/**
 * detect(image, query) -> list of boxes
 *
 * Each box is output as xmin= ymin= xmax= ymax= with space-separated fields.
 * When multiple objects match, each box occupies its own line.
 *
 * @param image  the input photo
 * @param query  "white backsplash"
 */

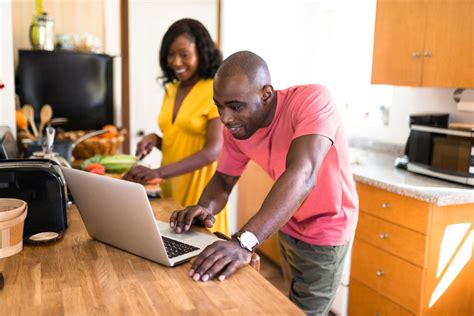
xmin=345 ymin=87 xmax=474 ymax=145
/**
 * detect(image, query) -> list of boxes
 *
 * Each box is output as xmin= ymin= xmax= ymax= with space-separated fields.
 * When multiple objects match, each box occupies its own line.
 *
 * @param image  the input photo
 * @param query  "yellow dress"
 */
xmin=158 ymin=79 xmax=229 ymax=235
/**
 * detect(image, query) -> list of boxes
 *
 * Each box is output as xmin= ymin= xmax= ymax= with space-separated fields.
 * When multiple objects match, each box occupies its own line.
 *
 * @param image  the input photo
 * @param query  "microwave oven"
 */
xmin=406 ymin=124 xmax=474 ymax=186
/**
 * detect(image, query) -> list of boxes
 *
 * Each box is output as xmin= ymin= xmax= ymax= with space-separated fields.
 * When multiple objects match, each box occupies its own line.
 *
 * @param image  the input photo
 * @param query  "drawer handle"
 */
xmin=375 ymin=312 xmax=381 ymax=316
xmin=379 ymin=232 xmax=389 ymax=239
xmin=381 ymin=202 xmax=391 ymax=208
xmin=376 ymin=270 xmax=385 ymax=276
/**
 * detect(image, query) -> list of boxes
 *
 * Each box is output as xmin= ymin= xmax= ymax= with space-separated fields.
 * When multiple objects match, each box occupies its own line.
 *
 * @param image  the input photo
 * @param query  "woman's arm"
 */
xmin=155 ymin=117 xmax=223 ymax=179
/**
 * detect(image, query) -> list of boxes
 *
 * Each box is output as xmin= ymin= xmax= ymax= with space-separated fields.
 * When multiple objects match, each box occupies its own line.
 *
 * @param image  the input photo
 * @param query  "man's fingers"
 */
xmin=183 ymin=208 xmax=204 ymax=231
xmin=191 ymin=250 xmax=224 ymax=281
xmin=200 ymin=256 xmax=232 ymax=281
xmin=175 ymin=209 xmax=189 ymax=233
xmin=218 ymin=261 xmax=241 ymax=281
xmin=190 ymin=242 xmax=220 ymax=274
xmin=203 ymin=214 xmax=215 ymax=228
xmin=169 ymin=211 xmax=179 ymax=228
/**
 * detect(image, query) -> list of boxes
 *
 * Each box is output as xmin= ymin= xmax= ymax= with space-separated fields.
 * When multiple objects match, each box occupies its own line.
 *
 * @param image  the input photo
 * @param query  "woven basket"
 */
xmin=56 ymin=130 xmax=126 ymax=159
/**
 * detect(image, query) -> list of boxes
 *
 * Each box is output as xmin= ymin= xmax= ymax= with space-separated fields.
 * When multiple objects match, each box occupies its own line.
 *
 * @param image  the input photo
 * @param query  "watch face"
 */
xmin=240 ymin=231 xmax=258 ymax=250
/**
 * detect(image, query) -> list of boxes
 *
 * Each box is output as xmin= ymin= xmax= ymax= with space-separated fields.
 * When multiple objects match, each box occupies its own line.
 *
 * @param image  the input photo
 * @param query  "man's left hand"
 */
xmin=189 ymin=239 xmax=252 ymax=281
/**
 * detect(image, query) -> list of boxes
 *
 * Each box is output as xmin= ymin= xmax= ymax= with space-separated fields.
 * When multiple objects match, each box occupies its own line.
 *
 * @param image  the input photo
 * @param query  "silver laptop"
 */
xmin=61 ymin=167 xmax=220 ymax=266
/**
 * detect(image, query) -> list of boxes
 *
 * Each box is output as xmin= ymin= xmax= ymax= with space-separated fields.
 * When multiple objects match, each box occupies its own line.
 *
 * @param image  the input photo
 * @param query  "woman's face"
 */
xmin=167 ymin=34 xmax=199 ymax=84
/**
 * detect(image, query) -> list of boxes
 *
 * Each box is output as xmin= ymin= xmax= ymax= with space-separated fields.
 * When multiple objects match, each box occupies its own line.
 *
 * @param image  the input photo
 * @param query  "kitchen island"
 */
xmin=0 ymin=198 xmax=302 ymax=315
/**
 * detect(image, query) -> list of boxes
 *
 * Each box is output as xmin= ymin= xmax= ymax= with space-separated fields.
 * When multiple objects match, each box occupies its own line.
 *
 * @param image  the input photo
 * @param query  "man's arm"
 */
xmin=240 ymin=134 xmax=331 ymax=242
xmin=189 ymin=134 xmax=332 ymax=281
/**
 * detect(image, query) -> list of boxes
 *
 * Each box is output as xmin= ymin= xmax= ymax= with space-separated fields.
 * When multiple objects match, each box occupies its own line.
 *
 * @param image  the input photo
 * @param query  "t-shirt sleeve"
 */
xmin=217 ymin=130 xmax=250 ymax=177
xmin=199 ymin=80 xmax=219 ymax=120
xmin=207 ymin=102 xmax=220 ymax=120
xmin=291 ymin=85 xmax=339 ymax=143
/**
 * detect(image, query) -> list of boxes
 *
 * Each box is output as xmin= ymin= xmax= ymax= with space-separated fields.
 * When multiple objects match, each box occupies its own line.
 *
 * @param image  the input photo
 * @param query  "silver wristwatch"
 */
xmin=234 ymin=231 xmax=259 ymax=252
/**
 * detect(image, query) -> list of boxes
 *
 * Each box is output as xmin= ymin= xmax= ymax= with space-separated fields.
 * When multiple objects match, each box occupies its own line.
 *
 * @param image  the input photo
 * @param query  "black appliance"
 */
xmin=0 ymin=159 xmax=69 ymax=242
xmin=16 ymin=49 xmax=114 ymax=131
xmin=402 ymin=114 xmax=474 ymax=186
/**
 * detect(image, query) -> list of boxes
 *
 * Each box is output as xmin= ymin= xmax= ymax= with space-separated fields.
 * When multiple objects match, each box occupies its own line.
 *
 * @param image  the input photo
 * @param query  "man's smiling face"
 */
xmin=213 ymin=73 xmax=269 ymax=140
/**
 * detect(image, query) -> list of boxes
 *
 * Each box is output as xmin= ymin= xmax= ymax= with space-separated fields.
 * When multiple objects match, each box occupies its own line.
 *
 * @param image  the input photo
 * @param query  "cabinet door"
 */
xmin=349 ymin=279 xmax=414 ymax=316
xmin=237 ymin=161 xmax=281 ymax=265
xmin=422 ymin=0 xmax=473 ymax=88
xmin=371 ymin=0 xmax=427 ymax=86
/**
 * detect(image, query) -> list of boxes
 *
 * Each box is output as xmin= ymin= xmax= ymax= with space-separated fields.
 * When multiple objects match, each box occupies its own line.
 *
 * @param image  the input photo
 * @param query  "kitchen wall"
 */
xmin=221 ymin=0 xmax=473 ymax=146
xmin=0 ymin=0 xmax=16 ymax=133
xmin=347 ymin=87 xmax=474 ymax=145
xmin=11 ymin=0 xmax=106 ymax=66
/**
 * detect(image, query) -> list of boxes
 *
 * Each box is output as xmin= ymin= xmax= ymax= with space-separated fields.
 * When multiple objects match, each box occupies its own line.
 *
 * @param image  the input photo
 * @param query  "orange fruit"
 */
xmin=16 ymin=110 xmax=28 ymax=130
xmin=101 ymin=124 xmax=118 ymax=139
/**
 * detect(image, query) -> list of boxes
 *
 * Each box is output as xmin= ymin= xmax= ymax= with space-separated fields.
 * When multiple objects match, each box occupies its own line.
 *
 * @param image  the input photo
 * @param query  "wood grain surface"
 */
xmin=0 ymin=198 xmax=302 ymax=315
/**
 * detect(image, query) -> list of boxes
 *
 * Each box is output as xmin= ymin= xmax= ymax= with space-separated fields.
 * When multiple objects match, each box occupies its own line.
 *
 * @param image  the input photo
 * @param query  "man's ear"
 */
xmin=262 ymin=85 xmax=274 ymax=102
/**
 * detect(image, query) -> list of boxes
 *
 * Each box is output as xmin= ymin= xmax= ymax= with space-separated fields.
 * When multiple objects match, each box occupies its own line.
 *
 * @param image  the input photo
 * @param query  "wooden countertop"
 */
xmin=0 ymin=198 xmax=302 ymax=315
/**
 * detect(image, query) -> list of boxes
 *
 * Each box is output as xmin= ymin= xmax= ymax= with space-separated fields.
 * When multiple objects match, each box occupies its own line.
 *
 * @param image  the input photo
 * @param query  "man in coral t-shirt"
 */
xmin=170 ymin=51 xmax=358 ymax=315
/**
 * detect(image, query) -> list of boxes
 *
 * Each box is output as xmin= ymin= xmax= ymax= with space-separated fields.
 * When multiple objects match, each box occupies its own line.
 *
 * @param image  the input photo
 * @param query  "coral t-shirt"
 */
xmin=217 ymin=84 xmax=358 ymax=246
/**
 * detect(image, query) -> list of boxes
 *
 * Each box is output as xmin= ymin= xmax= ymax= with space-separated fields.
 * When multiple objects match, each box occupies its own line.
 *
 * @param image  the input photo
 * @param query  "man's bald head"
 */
xmin=215 ymin=51 xmax=271 ymax=87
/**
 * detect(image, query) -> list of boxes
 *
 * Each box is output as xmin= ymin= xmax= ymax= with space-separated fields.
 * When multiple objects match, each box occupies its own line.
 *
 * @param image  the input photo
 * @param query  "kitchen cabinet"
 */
xmin=238 ymin=161 xmax=281 ymax=265
xmin=371 ymin=0 xmax=473 ymax=88
xmin=349 ymin=182 xmax=474 ymax=315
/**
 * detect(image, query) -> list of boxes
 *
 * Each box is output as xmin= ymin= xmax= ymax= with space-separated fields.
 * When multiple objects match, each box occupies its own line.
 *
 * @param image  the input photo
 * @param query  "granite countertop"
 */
xmin=349 ymin=147 xmax=474 ymax=206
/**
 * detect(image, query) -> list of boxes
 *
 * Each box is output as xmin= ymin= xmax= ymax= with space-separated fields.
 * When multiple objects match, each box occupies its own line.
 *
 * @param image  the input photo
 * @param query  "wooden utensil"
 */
xmin=49 ymin=117 xmax=69 ymax=126
xmin=21 ymin=105 xmax=38 ymax=138
xmin=39 ymin=104 xmax=53 ymax=138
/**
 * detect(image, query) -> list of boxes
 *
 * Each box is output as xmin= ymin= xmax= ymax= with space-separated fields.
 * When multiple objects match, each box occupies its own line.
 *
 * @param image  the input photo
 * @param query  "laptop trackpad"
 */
xmin=156 ymin=220 xmax=215 ymax=244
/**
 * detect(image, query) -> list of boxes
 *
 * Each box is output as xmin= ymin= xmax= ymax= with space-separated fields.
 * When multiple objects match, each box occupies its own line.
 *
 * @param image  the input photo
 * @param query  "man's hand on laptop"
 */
xmin=169 ymin=205 xmax=215 ymax=233
xmin=189 ymin=240 xmax=252 ymax=282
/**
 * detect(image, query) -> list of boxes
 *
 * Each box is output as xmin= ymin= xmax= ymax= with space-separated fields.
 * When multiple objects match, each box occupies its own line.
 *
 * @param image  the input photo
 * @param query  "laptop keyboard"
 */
xmin=162 ymin=236 xmax=200 ymax=259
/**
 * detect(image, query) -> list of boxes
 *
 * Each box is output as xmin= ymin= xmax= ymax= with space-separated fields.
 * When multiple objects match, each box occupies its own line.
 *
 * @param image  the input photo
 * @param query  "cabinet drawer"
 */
xmin=349 ymin=279 xmax=414 ymax=316
xmin=356 ymin=212 xmax=427 ymax=267
xmin=357 ymin=183 xmax=431 ymax=234
xmin=351 ymin=239 xmax=423 ymax=313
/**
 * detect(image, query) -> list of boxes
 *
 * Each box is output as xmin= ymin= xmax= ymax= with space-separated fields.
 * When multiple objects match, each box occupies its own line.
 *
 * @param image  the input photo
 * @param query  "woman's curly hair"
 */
xmin=159 ymin=18 xmax=222 ymax=85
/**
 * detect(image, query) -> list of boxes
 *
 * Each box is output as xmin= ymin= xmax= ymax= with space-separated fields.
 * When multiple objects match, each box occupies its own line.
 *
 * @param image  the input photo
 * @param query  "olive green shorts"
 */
xmin=278 ymin=231 xmax=351 ymax=316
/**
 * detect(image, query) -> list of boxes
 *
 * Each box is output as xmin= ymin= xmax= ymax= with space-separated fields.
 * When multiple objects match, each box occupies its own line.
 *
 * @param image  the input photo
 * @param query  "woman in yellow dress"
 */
xmin=123 ymin=19 xmax=228 ymax=235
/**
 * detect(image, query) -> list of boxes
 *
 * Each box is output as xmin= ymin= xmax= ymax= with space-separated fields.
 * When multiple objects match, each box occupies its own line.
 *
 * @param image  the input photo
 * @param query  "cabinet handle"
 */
xmin=0 ymin=81 xmax=4 ymax=89
xmin=376 ymin=270 xmax=385 ymax=276
xmin=381 ymin=202 xmax=390 ymax=208
xmin=411 ymin=52 xmax=420 ymax=58
xmin=379 ymin=232 xmax=389 ymax=239
xmin=137 ymin=130 xmax=145 ymax=137
xmin=375 ymin=312 xmax=381 ymax=316
xmin=424 ymin=51 xmax=432 ymax=57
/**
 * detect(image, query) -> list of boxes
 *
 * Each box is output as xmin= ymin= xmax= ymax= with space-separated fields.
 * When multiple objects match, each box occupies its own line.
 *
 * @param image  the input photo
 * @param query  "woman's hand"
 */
xmin=136 ymin=134 xmax=161 ymax=158
xmin=169 ymin=205 xmax=215 ymax=233
xmin=122 ymin=165 xmax=162 ymax=184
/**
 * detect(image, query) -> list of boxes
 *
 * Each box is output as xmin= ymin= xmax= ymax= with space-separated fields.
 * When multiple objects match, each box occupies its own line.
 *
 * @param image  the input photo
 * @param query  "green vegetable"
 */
xmin=100 ymin=154 xmax=137 ymax=173
xmin=82 ymin=154 xmax=137 ymax=173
